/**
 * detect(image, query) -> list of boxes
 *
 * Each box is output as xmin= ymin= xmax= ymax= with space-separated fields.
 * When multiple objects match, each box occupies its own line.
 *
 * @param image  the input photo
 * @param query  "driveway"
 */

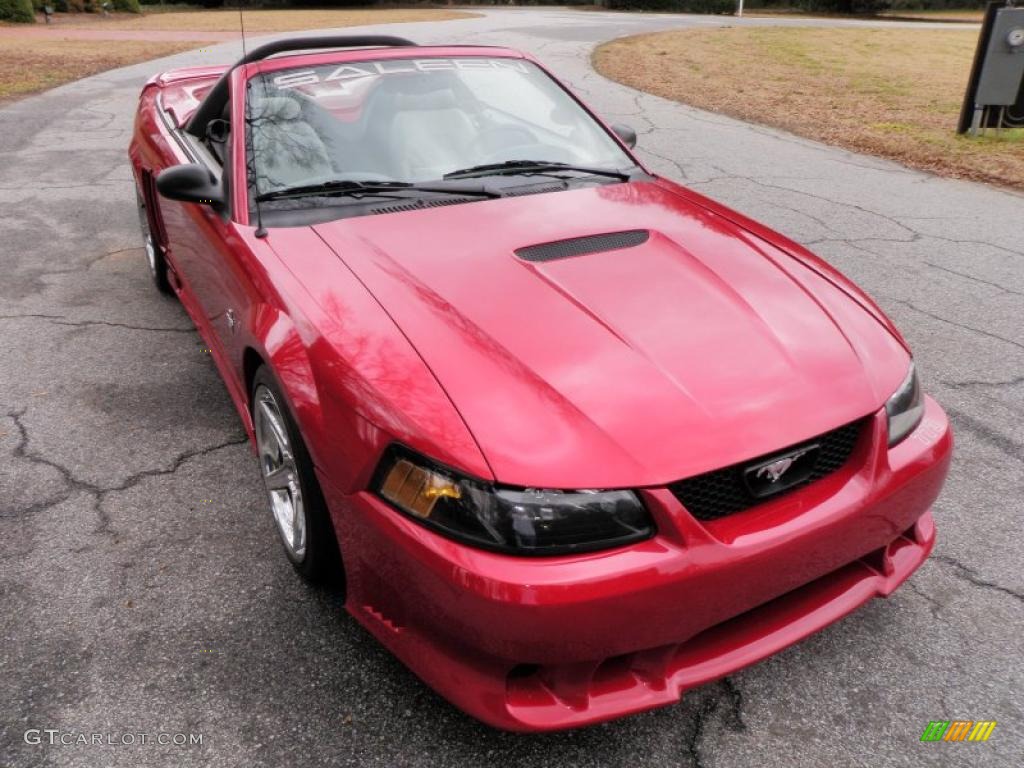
xmin=1 ymin=9 xmax=1020 ymax=768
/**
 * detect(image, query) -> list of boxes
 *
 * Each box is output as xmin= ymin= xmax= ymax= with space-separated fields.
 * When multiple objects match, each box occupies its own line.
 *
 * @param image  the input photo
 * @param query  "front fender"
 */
xmin=242 ymin=302 xmax=362 ymax=483
xmin=240 ymin=226 xmax=492 ymax=494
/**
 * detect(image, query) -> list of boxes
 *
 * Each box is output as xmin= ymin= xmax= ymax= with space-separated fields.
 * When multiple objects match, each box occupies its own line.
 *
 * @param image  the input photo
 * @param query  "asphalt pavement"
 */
xmin=1 ymin=8 xmax=1021 ymax=768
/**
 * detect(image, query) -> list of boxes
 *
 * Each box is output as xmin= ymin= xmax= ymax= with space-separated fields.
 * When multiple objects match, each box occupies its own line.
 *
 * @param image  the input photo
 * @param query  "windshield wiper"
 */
xmin=443 ymin=160 xmax=631 ymax=181
xmin=256 ymin=179 xmax=500 ymax=203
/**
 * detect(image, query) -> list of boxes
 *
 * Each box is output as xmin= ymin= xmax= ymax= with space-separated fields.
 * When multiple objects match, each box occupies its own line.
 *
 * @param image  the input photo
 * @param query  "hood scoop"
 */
xmin=515 ymin=230 xmax=650 ymax=263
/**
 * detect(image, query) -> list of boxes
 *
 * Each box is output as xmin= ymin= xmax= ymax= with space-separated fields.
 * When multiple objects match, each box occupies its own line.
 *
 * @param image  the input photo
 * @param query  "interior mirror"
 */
xmin=611 ymin=123 xmax=637 ymax=150
xmin=156 ymin=163 xmax=224 ymax=207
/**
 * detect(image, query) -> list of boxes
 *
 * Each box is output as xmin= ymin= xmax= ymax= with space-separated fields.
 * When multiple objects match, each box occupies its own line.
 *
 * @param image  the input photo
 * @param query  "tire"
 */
xmin=135 ymin=185 xmax=174 ymax=295
xmin=251 ymin=365 xmax=341 ymax=586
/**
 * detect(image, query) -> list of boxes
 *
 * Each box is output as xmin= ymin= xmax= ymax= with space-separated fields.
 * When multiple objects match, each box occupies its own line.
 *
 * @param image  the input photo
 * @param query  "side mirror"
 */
xmin=611 ymin=123 xmax=637 ymax=150
xmin=156 ymin=163 xmax=224 ymax=207
xmin=206 ymin=118 xmax=230 ymax=144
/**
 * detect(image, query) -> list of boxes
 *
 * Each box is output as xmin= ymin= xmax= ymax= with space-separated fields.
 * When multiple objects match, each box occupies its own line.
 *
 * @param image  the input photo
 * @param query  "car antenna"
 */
xmin=238 ymin=1 xmax=267 ymax=238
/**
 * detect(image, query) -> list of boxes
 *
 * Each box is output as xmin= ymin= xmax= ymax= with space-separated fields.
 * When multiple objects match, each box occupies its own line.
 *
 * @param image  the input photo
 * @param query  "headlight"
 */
xmin=885 ymin=361 xmax=924 ymax=447
xmin=374 ymin=449 xmax=654 ymax=555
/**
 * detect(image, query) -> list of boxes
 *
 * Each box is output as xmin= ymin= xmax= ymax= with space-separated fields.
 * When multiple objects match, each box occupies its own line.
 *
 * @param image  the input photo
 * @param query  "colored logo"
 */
xmin=920 ymin=720 xmax=997 ymax=742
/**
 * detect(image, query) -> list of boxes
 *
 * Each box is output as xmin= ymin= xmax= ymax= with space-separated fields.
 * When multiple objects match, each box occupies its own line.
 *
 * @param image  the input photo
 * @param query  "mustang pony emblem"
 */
xmin=755 ymin=447 xmax=815 ymax=483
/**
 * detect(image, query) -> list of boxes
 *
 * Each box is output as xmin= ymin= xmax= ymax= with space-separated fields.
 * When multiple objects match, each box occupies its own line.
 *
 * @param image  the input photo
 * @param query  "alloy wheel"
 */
xmin=135 ymin=188 xmax=158 ymax=278
xmin=253 ymin=385 xmax=306 ymax=561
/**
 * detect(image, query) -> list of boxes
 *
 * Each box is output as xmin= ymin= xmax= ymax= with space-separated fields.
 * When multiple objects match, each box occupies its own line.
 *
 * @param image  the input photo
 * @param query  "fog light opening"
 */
xmin=508 ymin=664 xmax=541 ymax=680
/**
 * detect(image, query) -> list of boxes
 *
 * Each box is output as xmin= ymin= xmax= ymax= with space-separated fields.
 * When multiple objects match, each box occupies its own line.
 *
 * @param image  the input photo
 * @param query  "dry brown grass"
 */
xmin=59 ymin=8 xmax=477 ymax=32
xmin=0 ymin=8 xmax=476 ymax=104
xmin=745 ymin=9 xmax=983 ymax=22
xmin=594 ymin=27 xmax=1024 ymax=189
xmin=879 ymin=9 xmax=983 ymax=22
xmin=0 ymin=39 xmax=206 ymax=102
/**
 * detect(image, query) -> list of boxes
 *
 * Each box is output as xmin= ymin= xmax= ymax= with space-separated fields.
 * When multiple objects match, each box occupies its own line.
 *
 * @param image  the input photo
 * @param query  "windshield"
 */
xmin=244 ymin=56 xmax=634 ymax=198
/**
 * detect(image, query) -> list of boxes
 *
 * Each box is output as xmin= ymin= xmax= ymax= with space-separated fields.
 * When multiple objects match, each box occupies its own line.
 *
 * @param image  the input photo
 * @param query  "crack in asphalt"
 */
xmin=80 ymin=245 xmax=145 ymax=267
xmin=820 ymin=234 xmax=922 ymax=249
xmin=932 ymin=555 xmax=1024 ymax=606
xmin=943 ymin=405 xmax=1023 ymax=464
xmin=3 ymin=409 xmax=248 ymax=525
xmin=683 ymin=678 xmax=747 ymax=768
xmin=720 ymin=677 xmax=747 ymax=733
xmin=730 ymin=178 xmax=922 ymax=239
xmin=923 ymin=262 xmax=1024 ymax=297
xmin=689 ymin=172 xmax=1023 ymax=259
xmin=4 ymin=244 xmax=146 ymax=295
xmin=804 ymin=238 xmax=1024 ymax=311
xmin=762 ymin=199 xmax=846 ymax=240
xmin=0 ymin=313 xmax=195 ymax=334
xmin=922 ymin=236 xmax=1024 ymax=259
xmin=0 ymin=181 xmax=124 ymax=192
xmin=640 ymin=147 xmax=689 ymax=180
xmin=943 ymin=375 xmax=1024 ymax=391
xmin=5 ymin=409 xmax=100 ymax=518
xmin=680 ymin=128 xmax=924 ymax=174
xmin=686 ymin=693 xmax=715 ymax=768
xmin=841 ymin=223 xmax=1022 ymax=264
xmin=904 ymin=579 xmax=943 ymax=619
xmin=890 ymin=299 xmax=1024 ymax=354
xmin=625 ymin=131 xmax=1022 ymax=271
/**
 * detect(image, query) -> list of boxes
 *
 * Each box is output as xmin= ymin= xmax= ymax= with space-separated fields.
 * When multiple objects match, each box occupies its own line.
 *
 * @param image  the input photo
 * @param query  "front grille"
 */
xmin=669 ymin=419 xmax=866 ymax=521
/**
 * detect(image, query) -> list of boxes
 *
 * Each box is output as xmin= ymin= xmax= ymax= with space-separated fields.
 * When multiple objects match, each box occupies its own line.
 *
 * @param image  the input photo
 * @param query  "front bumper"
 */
xmin=321 ymin=397 xmax=952 ymax=731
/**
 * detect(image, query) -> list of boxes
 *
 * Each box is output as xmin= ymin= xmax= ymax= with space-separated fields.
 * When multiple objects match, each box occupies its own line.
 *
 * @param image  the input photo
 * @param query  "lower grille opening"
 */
xmin=504 ymin=521 xmax=931 ymax=726
xmin=670 ymin=418 xmax=867 ymax=521
xmin=508 ymin=664 xmax=540 ymax=680
xmin=591 ymin=654 xmax=634 ymax=691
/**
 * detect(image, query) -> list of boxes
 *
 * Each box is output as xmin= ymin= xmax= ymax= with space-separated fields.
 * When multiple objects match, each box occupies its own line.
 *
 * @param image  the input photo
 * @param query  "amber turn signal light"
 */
xmin=379 ymin=459 xmax=462 ymax=518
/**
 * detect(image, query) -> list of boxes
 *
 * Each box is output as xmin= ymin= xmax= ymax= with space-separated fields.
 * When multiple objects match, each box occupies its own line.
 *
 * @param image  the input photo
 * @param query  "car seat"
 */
xmin=248 ymin=95 xmax=334 ymax=194
xmin=360 ymin=74 xmax=480 ymax=181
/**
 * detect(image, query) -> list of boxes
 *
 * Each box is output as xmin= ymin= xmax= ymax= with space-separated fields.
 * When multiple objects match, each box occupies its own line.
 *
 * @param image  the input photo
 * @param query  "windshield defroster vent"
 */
xmin=370 ymin=197 xmax=478 ymax=216
xmin=502 ymin=182 xmax=566 ymax=198
xmin=515 ymin=230 xmax=650 ymax=263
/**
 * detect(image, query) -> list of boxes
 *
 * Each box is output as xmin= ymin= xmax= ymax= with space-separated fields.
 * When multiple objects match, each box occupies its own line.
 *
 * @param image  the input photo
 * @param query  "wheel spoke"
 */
xmin=264 ymin=464 xmax=293 ymax=491
xmin=257 ymin=403 xmax=281 ymax=465
xmin=290 ymin=487 xmax=305 ymax=551
xmin=260 ymin=401 xmax=293 ymax=463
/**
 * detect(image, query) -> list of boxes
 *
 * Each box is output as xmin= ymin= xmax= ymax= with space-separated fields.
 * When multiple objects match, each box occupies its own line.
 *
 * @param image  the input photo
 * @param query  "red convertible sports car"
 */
xmin=129 ymin=36 xmax=952 ymax=730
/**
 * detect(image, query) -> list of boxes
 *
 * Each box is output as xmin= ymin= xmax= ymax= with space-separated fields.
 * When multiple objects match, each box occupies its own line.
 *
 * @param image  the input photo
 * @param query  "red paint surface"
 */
xmin=130 ymin=45 xmax=953 ymax=730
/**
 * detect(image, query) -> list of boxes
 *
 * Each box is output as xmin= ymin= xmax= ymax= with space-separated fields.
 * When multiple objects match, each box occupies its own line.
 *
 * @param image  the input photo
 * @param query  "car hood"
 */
xmin=313 ymin=181 xmax=909 ymax=488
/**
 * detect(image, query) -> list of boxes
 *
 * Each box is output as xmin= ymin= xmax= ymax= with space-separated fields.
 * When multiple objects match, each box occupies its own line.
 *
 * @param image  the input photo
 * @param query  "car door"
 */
xmin=150 ymin=101 xmax=254 ymax=404
xmin=178 ymin=101 xmax=263 ymax=397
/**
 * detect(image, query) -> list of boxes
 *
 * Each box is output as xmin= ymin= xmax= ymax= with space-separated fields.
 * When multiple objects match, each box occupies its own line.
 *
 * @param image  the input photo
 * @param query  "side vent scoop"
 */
xmin=515 ymin=230 xmax=649 ymax=262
